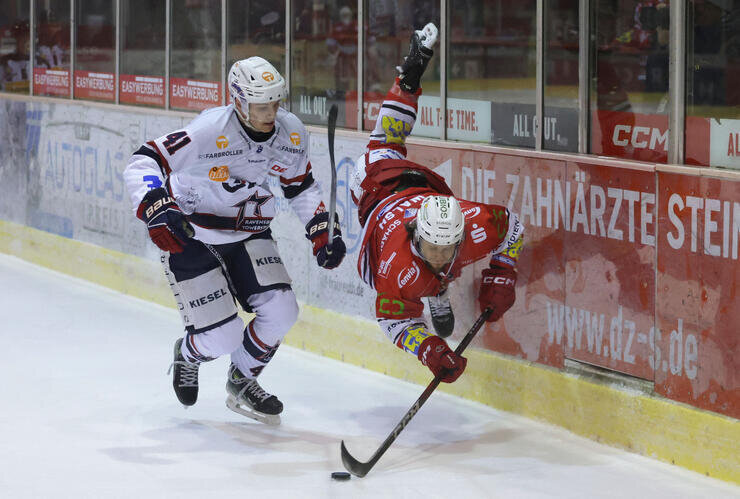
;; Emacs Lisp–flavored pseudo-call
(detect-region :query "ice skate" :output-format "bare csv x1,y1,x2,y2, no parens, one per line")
397,22,439,93
168,338,200,407
428,290,455,338
225,364,283,426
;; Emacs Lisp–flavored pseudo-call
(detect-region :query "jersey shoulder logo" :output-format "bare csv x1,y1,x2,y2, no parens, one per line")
216,135,229,149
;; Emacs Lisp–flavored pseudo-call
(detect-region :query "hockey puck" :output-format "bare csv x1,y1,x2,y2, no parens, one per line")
331,471,351,481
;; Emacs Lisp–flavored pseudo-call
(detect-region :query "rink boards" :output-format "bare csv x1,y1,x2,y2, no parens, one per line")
0,93,738,484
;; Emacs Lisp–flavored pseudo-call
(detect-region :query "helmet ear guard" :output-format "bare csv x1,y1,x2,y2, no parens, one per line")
228,56,287,123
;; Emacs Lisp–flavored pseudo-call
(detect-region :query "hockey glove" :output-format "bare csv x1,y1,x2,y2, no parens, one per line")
417,335,467,383
478,264,517,322
305,212,346,269
137,187,194,253
397,23,438,93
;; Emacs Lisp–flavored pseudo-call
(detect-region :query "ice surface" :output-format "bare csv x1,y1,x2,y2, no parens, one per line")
0,254,737,499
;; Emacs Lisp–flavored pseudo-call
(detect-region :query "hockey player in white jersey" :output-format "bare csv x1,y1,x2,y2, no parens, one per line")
124,56,346,424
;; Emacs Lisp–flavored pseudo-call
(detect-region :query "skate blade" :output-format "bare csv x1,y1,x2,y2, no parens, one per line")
225,395,281,426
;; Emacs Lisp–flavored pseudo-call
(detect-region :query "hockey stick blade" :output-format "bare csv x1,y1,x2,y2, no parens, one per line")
340,308,493,477
326,104,338,254
340,440,373,477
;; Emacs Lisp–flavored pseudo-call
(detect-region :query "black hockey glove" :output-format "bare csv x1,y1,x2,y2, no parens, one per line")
137,187,194,253
398,23,438,93
305,212,346,269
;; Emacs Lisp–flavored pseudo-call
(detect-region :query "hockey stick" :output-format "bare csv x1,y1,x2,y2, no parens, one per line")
340,307,493,477
325,104,338,255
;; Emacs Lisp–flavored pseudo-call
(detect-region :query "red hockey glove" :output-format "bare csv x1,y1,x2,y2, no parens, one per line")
137,188,194,253
479,265,517,322
305,212,346,269
417,335,467,383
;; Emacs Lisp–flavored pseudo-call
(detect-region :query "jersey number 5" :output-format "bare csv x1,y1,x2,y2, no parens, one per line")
163,131,191,155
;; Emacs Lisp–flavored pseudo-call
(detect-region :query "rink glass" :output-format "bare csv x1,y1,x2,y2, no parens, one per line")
290,0,357,128
170,0,222,111
544,0,579,152
449,0,536,146
0,1,30,94
227,1,286,76
684,0,740,166
74,0,115,102
33,0,71,98
590,0,670,162
363,0,440,136
119,0,165,107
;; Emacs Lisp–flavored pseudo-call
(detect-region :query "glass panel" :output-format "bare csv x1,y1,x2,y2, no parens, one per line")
291,0,356,128
450,1,536,145
227,1,285,72
170,0,222,111
591,0,670,163
34,0,71,97
685,0,740,167
120,0,166,107
545,0,579,152
0,1,31,94
75,0,115,102
362,2,440,135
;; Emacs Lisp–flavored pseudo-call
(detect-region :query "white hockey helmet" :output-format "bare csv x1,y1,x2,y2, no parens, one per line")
228,56,287,122
415,195,465,246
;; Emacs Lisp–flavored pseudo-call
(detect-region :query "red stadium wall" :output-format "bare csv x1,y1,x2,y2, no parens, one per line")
405,143,739,420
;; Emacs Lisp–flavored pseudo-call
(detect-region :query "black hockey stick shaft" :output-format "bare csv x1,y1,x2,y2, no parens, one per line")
326,104,338,254
340,308,493,477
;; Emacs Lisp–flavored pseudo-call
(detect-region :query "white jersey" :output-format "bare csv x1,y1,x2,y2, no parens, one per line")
124,105,325,245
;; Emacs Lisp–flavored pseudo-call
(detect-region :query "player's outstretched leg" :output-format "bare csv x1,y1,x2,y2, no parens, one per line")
225,363,283,425
427,289,455,338
168,338,201,407
397,22,438,93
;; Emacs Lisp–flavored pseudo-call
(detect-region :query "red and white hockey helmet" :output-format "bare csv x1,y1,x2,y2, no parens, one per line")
415,195,464,246
228,56,287,122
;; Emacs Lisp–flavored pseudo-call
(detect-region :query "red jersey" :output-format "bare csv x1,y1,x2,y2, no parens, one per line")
357,186,523,348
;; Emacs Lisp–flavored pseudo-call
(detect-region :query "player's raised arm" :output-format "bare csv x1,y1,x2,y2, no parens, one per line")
365,23,438,161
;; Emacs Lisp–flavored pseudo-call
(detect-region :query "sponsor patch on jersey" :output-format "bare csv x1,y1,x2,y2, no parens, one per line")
380,115,412,144
377,295,405,317
501,235,523,260
397,262,420,288
380,219,402,251
470,223,487,244
462,206,480,218
270,164,287,173
378,251,397,278
216,135,229,149
279,145,303,154
198,149,243,160
400,324,431,355
289,132,301,145
209,165,229,182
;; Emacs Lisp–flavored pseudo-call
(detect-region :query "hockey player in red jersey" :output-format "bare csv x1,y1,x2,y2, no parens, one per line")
350,23,524,383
